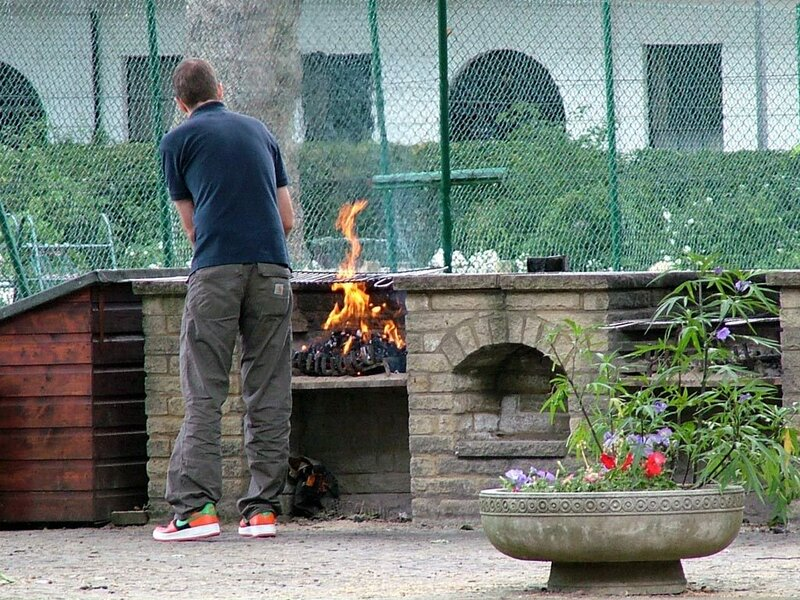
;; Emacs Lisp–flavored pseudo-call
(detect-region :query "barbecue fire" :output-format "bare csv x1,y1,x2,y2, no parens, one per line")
292,200,407,376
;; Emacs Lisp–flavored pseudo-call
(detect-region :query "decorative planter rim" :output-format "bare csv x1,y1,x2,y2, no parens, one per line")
480,485,745,516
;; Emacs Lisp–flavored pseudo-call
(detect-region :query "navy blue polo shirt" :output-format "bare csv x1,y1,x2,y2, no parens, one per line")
159,101,290,272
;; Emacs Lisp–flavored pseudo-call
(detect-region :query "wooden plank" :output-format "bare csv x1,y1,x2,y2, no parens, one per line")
0,428,93,460
0,396,92,428
92,336,144,366
0,365,93,397
93,399,146,428
0,301,91,335
93,368,145,397
0,333,91,366
0,460,94,491
95,462,148,490
0,491,96,522
93,431,147,460
92,305,142,336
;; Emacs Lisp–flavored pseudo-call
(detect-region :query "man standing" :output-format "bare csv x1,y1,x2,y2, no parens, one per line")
153,58,294,541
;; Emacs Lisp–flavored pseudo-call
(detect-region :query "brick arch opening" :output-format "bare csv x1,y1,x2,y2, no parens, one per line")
450,343,569,460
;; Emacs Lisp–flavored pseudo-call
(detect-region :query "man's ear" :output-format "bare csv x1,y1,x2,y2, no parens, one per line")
176,97,190,115
217,82,225,100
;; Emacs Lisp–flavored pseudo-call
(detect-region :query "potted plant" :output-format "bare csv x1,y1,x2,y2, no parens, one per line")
480,258,800,594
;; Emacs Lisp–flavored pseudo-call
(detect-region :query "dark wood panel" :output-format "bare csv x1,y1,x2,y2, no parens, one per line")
95,462,148,490
92,368,145,397
92,284,139,305
0,428,93,460
0,460,93,492
92,305,143,336
0,397,92,428
93,400,146,428
92,337,144,365
0,365,93,397
93,431,148,460
0,333,91,366
94,489,149,520
0,302,92,335
0,491,96,522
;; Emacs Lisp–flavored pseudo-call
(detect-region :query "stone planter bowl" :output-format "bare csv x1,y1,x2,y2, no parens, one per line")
480,486,744,594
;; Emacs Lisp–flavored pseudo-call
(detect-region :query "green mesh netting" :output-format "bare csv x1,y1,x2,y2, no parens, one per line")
1,0,799,303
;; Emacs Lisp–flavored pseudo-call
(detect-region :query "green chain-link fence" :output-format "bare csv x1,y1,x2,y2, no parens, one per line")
2,0,800,303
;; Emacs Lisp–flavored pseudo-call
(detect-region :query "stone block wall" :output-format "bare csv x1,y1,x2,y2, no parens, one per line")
394,273,677,521
133,278,411,518
135,271,794,523
768,272,800,427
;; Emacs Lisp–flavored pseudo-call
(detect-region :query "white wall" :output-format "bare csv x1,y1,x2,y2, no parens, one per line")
0,1,94,142
3,0,800,151
0,0,184,143
300,0,800,152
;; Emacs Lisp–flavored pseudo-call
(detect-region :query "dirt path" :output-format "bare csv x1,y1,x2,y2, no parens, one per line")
1,520,798,599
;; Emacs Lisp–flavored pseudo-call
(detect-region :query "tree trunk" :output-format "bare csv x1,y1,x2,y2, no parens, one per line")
185,0,308,265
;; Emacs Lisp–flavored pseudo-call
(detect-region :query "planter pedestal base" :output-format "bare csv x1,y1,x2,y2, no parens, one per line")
548,560,686,595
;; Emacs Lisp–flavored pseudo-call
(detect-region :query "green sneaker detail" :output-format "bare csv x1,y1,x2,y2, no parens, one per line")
175,502,217,527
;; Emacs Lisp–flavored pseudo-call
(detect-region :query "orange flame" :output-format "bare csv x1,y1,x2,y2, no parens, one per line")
322,200,405,350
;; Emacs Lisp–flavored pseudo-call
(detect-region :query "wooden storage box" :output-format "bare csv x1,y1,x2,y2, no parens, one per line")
0,281,148,523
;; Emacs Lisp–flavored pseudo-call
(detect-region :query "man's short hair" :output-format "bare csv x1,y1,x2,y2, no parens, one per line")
172,59,219,108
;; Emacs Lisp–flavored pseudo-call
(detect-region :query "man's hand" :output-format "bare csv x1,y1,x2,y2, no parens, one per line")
277,186,294,236
174,199,196,248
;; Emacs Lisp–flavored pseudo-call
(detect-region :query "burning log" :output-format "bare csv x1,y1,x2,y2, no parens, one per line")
293,329,407,376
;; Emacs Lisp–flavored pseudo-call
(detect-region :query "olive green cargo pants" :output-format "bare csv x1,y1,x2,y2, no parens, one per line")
165,263,292,520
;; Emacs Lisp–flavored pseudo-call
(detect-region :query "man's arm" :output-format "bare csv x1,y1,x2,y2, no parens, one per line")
277,186,294,236
174,199,196,247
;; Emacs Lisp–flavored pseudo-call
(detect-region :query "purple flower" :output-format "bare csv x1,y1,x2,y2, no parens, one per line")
535,469,557,483
734,280,751,293
504,469,530,489
713,266,724,275
627,434,646,447
738,393,753,404
653,400,667,414
603,431,620,450
715,327,731,341
657,427,673,439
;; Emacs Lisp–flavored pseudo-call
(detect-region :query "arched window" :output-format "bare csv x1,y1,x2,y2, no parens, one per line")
0,63,46,146
450,49,565,142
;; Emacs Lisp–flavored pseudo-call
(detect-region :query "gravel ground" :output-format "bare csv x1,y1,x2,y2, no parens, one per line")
1,520,799,600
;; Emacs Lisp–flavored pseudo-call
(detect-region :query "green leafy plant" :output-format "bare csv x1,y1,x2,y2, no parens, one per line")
502,256,800,524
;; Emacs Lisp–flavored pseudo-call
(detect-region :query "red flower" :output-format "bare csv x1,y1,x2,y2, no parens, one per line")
600,453,616,469
620,453,634,472
645,452,667,478
600,453,634,471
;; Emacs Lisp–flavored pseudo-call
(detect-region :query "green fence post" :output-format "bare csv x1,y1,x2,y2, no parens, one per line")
90,9,104,141
0,203,30,298
368,0,398,271
602,0,622,271
755,0,768,149
438,0,453,272
146,0,175,268
796,3,800,135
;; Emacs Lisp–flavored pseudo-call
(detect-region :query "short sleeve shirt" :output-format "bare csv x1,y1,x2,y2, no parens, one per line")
159,101,291,273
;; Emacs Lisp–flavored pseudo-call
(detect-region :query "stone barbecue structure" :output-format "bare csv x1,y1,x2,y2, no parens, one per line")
133,271,800,521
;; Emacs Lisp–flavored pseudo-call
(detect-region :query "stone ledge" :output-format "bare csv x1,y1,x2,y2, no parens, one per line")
394,272,699,293
454,439,567,458
291,373,407,390
766,270,800,287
